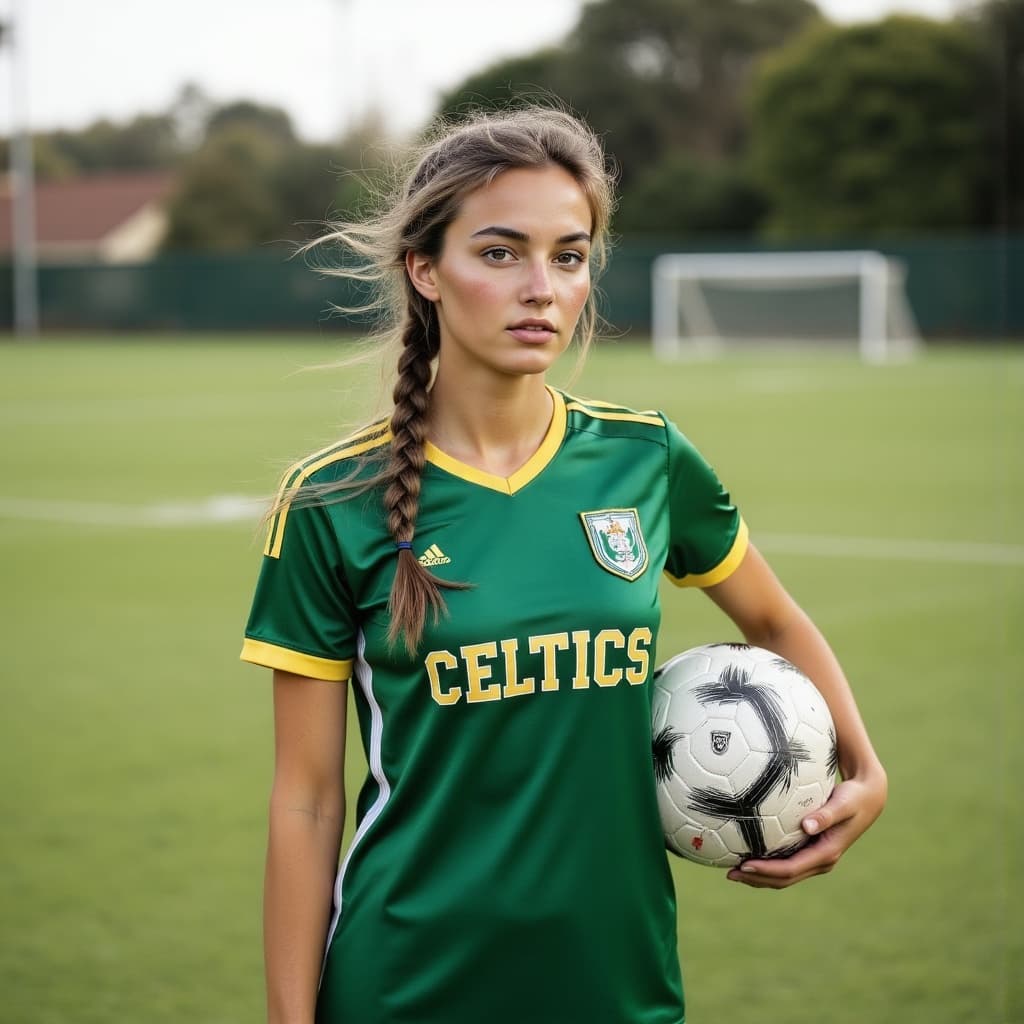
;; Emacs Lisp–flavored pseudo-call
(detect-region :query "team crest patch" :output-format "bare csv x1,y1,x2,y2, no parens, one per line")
579,508,649,581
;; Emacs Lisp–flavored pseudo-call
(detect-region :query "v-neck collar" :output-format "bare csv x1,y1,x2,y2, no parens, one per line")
423,386,567,495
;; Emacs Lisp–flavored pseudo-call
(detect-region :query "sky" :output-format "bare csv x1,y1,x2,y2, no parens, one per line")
0,0,967,142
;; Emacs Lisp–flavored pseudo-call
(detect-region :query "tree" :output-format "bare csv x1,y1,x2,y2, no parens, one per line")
615,153,767,233
435,45,678,187
162,102,388,251
205,100,297,145
568,0,821,159
162,121,286,251
962,0,1024,228
31,113,184,179
749,15,990,236
436,0,821,190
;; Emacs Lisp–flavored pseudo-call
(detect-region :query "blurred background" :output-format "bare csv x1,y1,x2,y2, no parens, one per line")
0,1,1020,1023
0,0,1019,336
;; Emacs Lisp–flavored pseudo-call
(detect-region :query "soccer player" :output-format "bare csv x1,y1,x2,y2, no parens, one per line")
240,107,887,1024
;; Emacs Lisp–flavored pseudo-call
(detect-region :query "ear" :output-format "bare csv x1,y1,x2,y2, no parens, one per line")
406,250,440,302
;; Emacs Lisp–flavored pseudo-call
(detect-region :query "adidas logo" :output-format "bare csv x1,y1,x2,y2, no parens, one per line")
418,543,452,567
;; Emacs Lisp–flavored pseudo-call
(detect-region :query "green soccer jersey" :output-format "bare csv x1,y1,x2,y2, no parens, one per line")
242,387,748,1024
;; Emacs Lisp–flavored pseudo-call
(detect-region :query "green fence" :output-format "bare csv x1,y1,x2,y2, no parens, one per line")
600,234,1024,339
2,234,1020,338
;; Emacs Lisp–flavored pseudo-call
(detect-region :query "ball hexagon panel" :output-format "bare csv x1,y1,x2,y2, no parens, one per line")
668,823,734,865
727,746,773,795
730,700,774,753
759,813,802,854
688,714,750,778
792,719,833,768
669,735,731,794
790,677,833,730
657,782,689,835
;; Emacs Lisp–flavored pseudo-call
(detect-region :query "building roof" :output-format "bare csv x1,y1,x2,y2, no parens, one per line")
0,171,175,250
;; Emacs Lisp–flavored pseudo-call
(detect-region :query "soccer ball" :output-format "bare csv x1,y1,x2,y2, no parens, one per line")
652,643,838,868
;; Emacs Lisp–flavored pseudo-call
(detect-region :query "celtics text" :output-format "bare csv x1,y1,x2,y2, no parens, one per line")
425,627,654,706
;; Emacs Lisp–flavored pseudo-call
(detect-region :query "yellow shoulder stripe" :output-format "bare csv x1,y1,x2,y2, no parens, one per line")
276,419,390,494
664,518,750,589
241,638,353,682
264,421,391,558
564,401,664,427
561,393,657,414
560,390,662,426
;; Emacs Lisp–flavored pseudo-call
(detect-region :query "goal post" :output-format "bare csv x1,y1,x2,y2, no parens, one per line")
651,250,921,363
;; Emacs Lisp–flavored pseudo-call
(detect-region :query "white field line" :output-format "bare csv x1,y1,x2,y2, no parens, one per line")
0,391,347,425
756,532,1024,567
0,495,1021,568
0,495,267,527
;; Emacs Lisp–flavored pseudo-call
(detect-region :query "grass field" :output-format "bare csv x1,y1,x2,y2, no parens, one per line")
1,335,1021,1023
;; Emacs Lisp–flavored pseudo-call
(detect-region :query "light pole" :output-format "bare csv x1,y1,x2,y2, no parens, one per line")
2,0,39,336
333,0,370,137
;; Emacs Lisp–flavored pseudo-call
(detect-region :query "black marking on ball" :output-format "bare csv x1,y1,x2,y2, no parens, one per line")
826,726,839,778
760,837,808,861
652,725,683,784
771,656,804,676
686,662,813,858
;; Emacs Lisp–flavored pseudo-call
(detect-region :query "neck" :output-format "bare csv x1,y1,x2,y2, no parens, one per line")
427,371,555,477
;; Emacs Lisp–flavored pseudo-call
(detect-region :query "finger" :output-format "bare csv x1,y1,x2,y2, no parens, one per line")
726,857,831,889
727,868,821,890
727,831,845,887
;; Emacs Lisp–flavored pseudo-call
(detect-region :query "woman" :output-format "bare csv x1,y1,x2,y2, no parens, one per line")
241,107,887,1024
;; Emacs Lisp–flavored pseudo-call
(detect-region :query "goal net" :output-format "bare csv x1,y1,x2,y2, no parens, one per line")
651,250,921,363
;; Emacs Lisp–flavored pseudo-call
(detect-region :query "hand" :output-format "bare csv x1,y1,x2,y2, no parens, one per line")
726,769,887,889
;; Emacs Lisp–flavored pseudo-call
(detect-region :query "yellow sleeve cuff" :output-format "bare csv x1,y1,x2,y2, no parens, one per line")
664,518,749,589
240,637,353,682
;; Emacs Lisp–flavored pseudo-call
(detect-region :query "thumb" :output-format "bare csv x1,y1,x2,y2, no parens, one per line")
802,783,853,836
802,812,826,836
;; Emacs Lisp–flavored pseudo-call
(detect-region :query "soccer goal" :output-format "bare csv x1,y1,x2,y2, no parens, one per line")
651,250,921,363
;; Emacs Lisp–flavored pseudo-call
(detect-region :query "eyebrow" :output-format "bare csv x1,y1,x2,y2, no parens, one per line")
470,225,592,244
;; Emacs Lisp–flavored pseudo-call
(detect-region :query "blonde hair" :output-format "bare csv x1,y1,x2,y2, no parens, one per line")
302,106,616,653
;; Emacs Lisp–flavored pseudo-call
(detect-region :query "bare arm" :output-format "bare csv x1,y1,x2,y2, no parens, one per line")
704,543,888,889
265,670,348,1023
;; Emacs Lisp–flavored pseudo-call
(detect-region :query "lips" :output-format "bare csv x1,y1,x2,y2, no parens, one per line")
508,319,557,343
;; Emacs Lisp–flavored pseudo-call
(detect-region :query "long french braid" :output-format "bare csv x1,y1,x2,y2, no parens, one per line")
384,307,470,654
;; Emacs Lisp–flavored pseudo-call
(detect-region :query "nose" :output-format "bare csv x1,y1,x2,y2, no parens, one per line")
522,260,554,306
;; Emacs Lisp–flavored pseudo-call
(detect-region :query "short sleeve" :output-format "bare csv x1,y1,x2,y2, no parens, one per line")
662,418,748,588
240,497,356,681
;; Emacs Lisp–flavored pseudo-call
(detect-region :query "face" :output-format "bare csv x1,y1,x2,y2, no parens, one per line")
407,164,594,383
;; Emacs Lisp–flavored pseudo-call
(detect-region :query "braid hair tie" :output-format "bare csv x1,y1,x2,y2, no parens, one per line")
395,541,413,552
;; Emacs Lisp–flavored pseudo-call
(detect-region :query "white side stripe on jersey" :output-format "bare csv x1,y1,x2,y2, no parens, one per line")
320,630,392,985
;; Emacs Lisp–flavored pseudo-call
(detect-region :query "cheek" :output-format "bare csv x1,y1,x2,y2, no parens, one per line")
442,268,505,314
565,276,592,318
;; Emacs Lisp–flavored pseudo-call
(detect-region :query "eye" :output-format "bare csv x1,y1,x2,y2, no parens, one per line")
483,246,515,263
554,251,586,267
